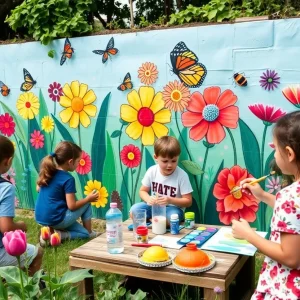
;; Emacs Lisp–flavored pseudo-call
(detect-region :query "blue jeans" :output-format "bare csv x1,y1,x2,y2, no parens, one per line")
130,202,184,221
53,203,92,239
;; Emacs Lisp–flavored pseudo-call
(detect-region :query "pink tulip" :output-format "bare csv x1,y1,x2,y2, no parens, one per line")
50,232,61,247
2,230,27,256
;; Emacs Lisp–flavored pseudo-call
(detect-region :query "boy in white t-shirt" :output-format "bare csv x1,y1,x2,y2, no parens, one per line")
130,136,193,222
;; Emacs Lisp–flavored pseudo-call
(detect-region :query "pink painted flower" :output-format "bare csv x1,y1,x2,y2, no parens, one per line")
2,230,27,256
30,130,44,149
48,82,63,102
282,85,300,108
120,144,142,168
2,167,16,186
248,104,286,124
265,176,281,193
181,87,239,144
76,151,92,175
0,113,15,137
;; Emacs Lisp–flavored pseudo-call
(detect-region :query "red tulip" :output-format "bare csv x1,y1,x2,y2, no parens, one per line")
2,230,27,257
50,232,61,247
41,226,51,241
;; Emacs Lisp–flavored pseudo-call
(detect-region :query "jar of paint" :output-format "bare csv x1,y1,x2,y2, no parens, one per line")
184,212,195,229
136,226,148,243
170,214,179,235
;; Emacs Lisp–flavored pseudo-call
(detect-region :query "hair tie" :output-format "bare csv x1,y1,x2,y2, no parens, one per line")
50,152,56,158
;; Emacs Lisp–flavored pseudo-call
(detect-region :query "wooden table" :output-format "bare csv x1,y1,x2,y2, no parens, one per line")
69,220,255,300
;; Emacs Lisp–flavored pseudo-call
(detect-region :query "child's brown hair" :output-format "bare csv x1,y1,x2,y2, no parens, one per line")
0,135,14,163
154,136,181,158
37,141,82,186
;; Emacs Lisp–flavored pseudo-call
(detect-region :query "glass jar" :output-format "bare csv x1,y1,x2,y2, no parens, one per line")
184,212,195,229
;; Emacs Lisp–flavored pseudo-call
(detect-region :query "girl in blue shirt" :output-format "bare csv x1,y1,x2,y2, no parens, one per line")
35,141,99,243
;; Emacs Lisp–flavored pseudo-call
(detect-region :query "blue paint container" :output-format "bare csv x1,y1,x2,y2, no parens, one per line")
170,213,179,235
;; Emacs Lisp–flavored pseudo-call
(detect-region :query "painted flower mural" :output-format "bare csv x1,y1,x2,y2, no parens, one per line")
59,81,97,128
76,151,92,175
162,80,191,112
266,176,281,194
120,144,141,168
84,180,108,208
181,86,239,144
0,113,15,137
41,116,54,133
30,130,44,149
248,104,286,125
48,82,63,102
213,165,259,225
138,62,158,85
120,86,171,145
16,92,40,120
282,85,300,108
259,70,280,91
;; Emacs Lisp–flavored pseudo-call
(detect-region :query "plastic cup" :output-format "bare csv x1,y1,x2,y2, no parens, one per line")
132,209,146,239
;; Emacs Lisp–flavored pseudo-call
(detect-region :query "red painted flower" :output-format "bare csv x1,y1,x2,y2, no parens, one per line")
248,104,286,125
213,165,258,225
282,85,300,108
277,220,287,229
181,87,239,144
286,269,300,298
76,151,92,175
0,113,15,137
270,266,278,279
120,144,141,168
281,200,296,214
30,130,44,149
48,82,63,102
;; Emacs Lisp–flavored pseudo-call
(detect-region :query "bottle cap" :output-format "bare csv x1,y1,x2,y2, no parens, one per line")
110,202,117,208
170,214,179,220
185,212,195,219
136,226,148,235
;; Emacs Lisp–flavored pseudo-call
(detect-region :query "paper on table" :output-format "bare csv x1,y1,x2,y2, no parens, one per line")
148,235,184,249
201,227,268,256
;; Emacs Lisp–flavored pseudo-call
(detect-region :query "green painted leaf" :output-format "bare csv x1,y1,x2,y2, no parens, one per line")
145,147,155,170
60,269,94,284
120,168,129,219
264,150,275,175
111,130,122,138
239,119,261,178
92,92,110,182
51,114,75,143
181,160,204,175
204,160,224,225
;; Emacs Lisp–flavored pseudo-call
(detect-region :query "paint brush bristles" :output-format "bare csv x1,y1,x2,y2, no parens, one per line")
231,171,276,194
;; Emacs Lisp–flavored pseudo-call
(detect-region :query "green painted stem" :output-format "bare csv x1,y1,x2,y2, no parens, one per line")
14,134,25,169
133,145,144,204
199,146,209,223
118,125,132,205
17,256,25,300
226,127,237,165
131,168,134,203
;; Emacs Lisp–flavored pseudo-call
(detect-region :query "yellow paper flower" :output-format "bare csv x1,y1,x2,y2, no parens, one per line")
84,180,108,208
41,116,54,133
59,81,97,128
120,86,171,146
138,62,158,85
162,80,191,112
16,92,40,120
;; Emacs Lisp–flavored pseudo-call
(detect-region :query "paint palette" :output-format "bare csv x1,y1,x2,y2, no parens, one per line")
177,226,219,248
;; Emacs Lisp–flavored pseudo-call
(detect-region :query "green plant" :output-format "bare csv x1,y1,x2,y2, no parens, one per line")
106,19,122,30
48,50,55,58
6,0,93,45
139,16,151,28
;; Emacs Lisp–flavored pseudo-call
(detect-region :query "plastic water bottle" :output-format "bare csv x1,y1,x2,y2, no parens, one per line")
106,202,124,254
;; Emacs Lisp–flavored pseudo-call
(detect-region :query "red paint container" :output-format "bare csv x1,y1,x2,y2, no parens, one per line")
136,226,148,243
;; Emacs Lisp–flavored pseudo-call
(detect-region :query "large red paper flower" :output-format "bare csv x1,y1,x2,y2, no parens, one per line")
282,85,300,108
0,113,15,137
181,87,239,144
30,130,44,149
120,144,141,168
213,165,258,225
248,104,286,124
76,151,92,175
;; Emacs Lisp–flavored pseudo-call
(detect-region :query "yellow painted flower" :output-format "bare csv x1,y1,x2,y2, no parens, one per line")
120,86,171,146
16,92,39,120
59,81,97,128
162,80,191,112
84,180,108,208
41,116,54,133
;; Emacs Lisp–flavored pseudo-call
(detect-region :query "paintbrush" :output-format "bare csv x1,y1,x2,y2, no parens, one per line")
230,171,276,194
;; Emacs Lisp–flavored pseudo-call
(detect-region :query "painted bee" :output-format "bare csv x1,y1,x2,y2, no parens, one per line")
233,72,247,87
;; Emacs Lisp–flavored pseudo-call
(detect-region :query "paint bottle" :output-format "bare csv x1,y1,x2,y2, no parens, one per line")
170,214,179,235
136,226,148,243
184,212,195,229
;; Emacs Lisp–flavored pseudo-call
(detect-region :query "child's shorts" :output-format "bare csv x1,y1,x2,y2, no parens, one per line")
0,243,39,268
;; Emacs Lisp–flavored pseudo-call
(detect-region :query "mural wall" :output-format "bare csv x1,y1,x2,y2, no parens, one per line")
1,18,300,230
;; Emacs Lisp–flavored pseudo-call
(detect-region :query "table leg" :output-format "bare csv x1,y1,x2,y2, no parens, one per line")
203,288,229,300
70,266,95,300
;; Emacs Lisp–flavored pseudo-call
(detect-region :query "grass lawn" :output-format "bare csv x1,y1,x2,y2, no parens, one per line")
15,209,264,299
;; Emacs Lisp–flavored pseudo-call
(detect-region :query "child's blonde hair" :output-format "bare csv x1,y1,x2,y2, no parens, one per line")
37,141,82,186
0,135,14,163
154,136,181,158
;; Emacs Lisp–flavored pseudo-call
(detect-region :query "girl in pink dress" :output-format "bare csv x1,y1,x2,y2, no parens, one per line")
232,111,300,300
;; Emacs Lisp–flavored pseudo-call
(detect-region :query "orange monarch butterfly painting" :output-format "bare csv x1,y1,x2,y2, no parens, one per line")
60,38,74,66
92,37,119,64
20,68,36,92
117,73,133,91
0,81,10,97
170,41,207,88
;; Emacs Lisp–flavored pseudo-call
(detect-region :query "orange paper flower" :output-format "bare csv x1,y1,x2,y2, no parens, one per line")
138,62,158,85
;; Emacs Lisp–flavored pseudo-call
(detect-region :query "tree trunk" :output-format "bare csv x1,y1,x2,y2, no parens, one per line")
129,0,134,28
